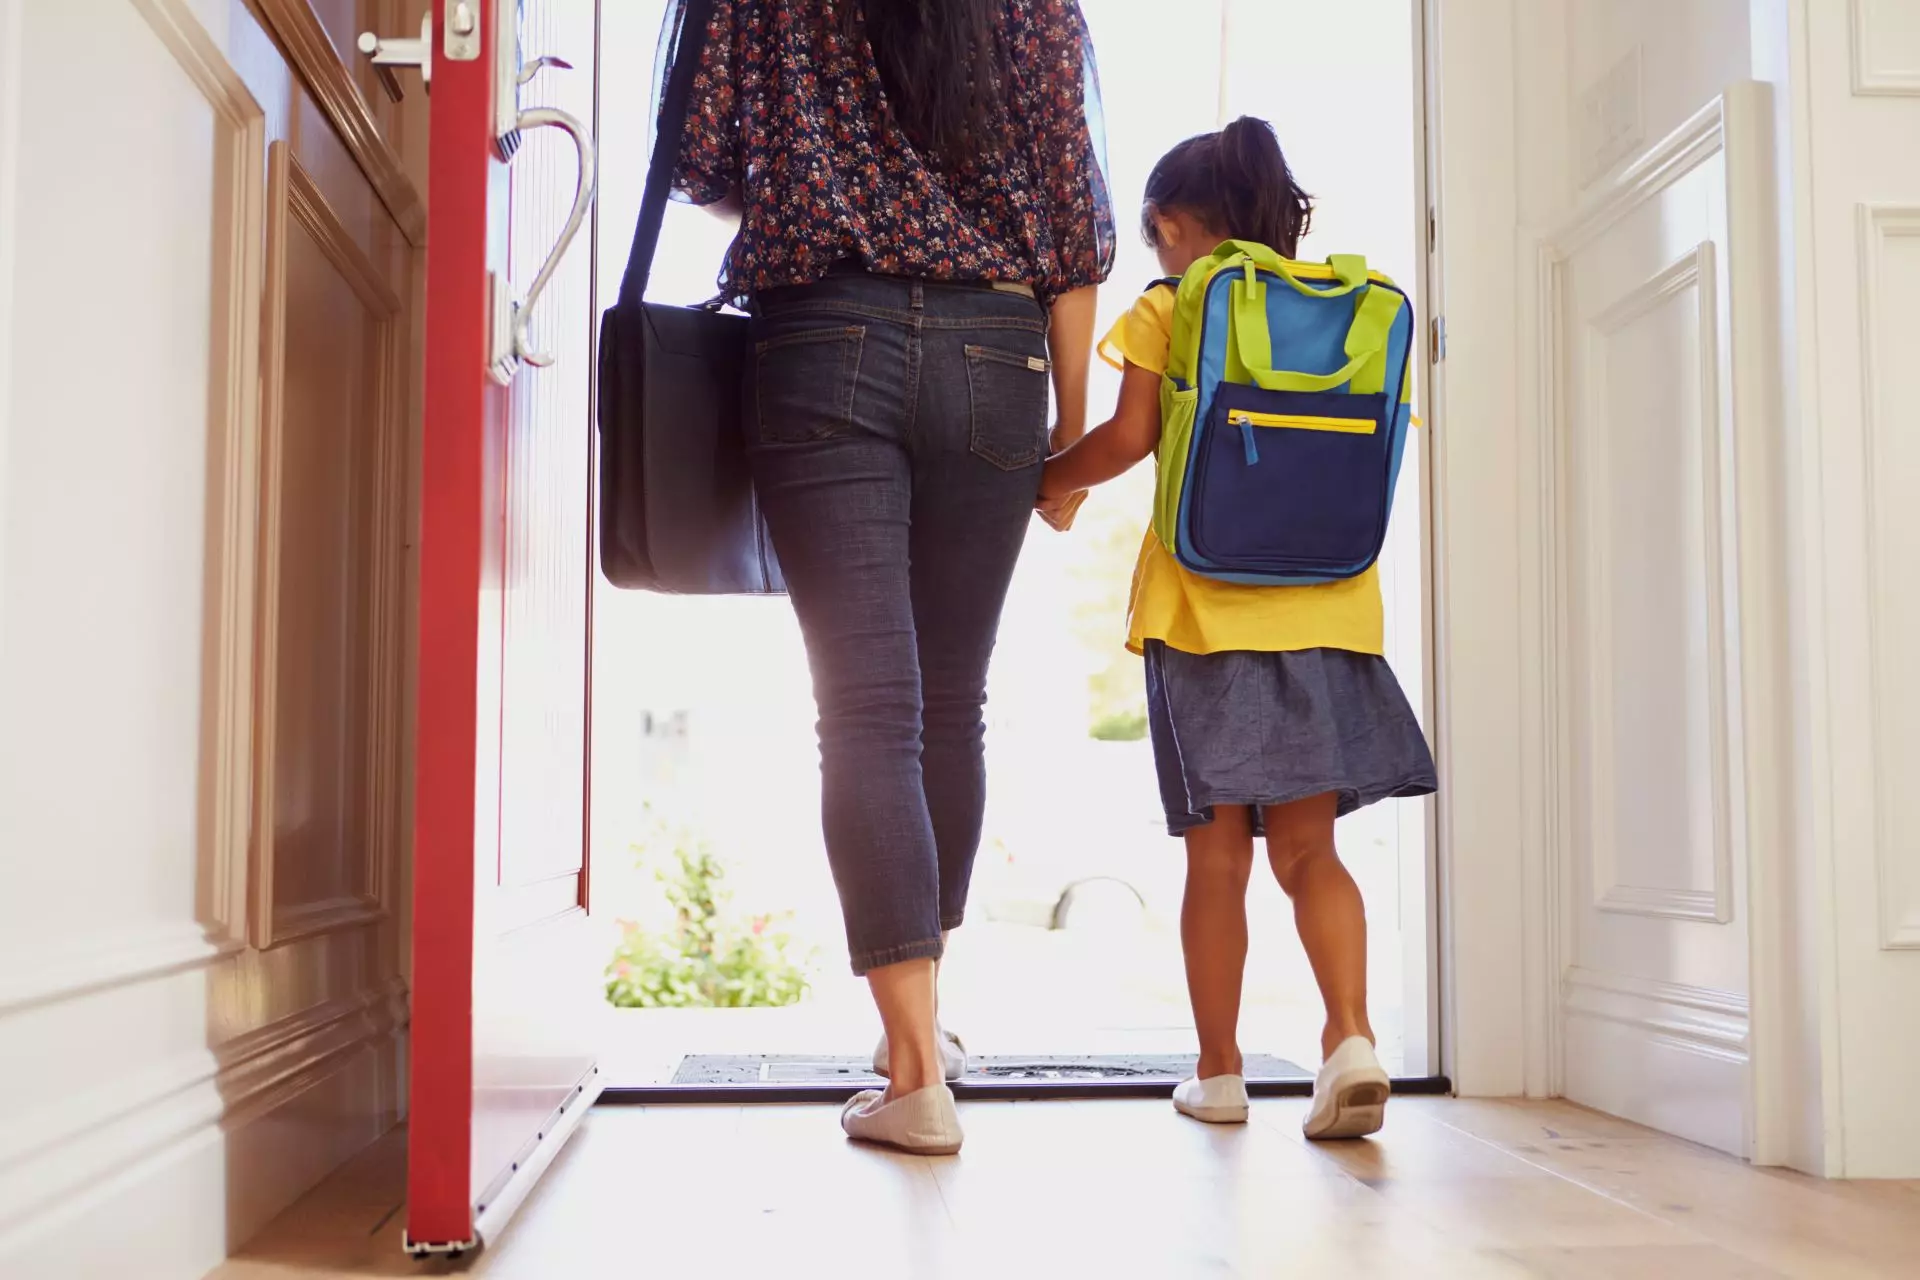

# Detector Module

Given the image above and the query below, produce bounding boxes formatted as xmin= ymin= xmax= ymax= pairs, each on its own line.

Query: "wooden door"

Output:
xmin=405 ymin=0 xmax=600 ymax=1254
xmin=1 ymin=0 xmax=437 ymax=1272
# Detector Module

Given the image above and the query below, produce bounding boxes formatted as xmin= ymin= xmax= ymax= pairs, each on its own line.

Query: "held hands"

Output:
xmin=1038 ymin=421 xmax=1086 ymax=531
xmin=1036 ymin=487 xmax=1085 ymax=532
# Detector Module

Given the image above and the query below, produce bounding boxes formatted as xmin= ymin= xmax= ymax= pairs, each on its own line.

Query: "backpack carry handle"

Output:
xmin=1213 ymin=240 xmax=1371 ymax=297
xmin=1231 ymin=269 xmax=1404 ymax=395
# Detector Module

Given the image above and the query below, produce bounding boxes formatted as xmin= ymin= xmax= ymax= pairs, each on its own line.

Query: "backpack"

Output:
xmin=1151 ymin=239 xmax=1416 ymax=586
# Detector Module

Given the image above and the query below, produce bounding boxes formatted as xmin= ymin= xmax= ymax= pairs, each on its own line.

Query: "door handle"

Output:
xmin=488 ymin=104 xmax=598 ymax=384
xmin=519 ymin=55 xmax=574 ymax=86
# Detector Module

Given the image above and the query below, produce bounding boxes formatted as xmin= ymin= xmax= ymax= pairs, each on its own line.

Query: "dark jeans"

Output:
xmin=746 ymin=272 xmax=1049 ymax=975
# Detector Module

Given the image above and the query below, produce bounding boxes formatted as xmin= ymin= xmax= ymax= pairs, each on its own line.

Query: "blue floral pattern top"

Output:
xmin=654 ymin=0 xmax=1116 ymax=307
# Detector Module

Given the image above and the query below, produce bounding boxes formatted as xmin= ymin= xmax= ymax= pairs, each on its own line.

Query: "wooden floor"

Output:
xmin=210 ymin=1098 xmax=1920 ymax=1279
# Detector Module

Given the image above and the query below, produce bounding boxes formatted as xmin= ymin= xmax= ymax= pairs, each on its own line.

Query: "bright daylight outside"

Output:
xmin=589 ymin=0 xmax=1430 ymax=1087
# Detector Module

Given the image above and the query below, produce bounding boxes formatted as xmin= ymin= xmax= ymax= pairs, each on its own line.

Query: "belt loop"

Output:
xmin=910 ymin=281 xmax=924 ymax=312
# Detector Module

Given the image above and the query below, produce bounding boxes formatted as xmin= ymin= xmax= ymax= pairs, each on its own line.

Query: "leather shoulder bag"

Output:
xmin=596 ymin=0 xmax=784 ymax=593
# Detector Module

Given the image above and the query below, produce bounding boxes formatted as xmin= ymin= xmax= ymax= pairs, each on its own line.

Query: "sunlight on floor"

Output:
xmin=210 ymin=1098 xmax=1920 ymax=1279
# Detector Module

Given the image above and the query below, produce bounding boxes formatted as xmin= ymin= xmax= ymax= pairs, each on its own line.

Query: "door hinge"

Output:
xmin=1430 ymin=316 xmax=1446 ymax=364
xmin=354 ymin=3 xmax=477 ymax=100
xmin=1427 ymin=206 xmax=1437 ymax=254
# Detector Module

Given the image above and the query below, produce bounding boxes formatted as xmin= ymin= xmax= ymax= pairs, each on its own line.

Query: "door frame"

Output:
xmin=585 ymin=0 xmax=1452 ymax=1101
xmin=1422 ymin=0 xmax=1533 ymax=1104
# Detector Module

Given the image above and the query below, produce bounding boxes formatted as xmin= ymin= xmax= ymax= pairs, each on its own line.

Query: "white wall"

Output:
xmin=0 ymin=2 xmax=419 ymax=1275
xmin=1750 ymin=0 xmax=1920 ymax=1180
xmin=1437 ymin=0 xmax=1920 ymax=1175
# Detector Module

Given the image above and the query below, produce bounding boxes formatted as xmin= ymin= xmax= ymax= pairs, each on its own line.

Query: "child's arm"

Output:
xmin=1046 ymin=285 xmax=1100 ymax=446
xmin=1040 ymin=361 xmax=1163 ymax=500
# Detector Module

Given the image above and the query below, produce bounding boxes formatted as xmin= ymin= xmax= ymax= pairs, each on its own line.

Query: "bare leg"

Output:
xmin=934 ymin=932 xmax=947 ymax=1020
xmin=867 ymin=958 xmax=943 ymax=1098
xmin=1262 ymin=794 xmax=1374 ymax=1060
xmin=1181 ymin=806 xmax=1257 ymax=1079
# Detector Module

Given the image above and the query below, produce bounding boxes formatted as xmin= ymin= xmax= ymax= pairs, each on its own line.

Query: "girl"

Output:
xmin=1039 ymin=117 xmax=1436 ymax=1139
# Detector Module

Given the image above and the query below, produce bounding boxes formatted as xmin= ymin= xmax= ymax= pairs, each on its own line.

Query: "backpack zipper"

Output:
xmin=1226 ymin=410 xmax=1377 ymax=434
xmin=1229 ymin=410 xmax=1376 ymax=465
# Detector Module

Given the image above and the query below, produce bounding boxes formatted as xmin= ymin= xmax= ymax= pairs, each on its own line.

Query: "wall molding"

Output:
xmin=250 ymin=0 xmax=426 ymax=245
xmin=1849 ymin=0 xmax=1920 ymax=97
xmin=0 ymin=0 xmax=24 ymax=625
xmin=1 ymin=0 xmax=263 ymax=1009
xmin=1579 ymin=241 xmax=1737 ymax=927
xmin=251 ymin=143 xmax=406 ymax=951
xmin=0 ymin=977 xmax=408 ymax=1239
xmin=1548 ymin=95 xmax=1727 ymax=259
xmin=1562 ymin=965 xmax=1750 ymax=1063
xmin=123 ymin=0 xmax=273 ymax=952
xmin=1856 ymin=202 xmax=1920 ymax=951
xmin=0 ymin=923 xmax=242 ymax=1018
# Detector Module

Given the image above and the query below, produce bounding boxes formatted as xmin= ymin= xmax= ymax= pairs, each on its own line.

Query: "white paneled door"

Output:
xmin=1537 ymin=87 xmax=1774 ymax=1157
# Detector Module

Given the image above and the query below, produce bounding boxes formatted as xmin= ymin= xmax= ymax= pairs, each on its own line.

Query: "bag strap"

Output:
xmin=618 ymin=0 xmax=720 ymax=309
xmin=1211 ymin=239 xmax=1371 ymax=298
xmin=1229 ymin=263 xmax=1404 ymax=394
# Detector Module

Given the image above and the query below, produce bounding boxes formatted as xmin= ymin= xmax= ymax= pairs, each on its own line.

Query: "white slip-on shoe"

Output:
xmin=1303 ymin=1036 xmax=1391 ymax=1140
xmin=872 ymin=1027 xmax=967 ymax=1082
xmin=1172 ymin=1073 xmax=1250 ymax=1124
xmin=840 ymin=1084 xmax=964 ymax=1155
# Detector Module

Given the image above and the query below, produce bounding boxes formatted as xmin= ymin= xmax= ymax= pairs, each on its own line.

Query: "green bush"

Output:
xmin=605 ymin=821 xmax=812 ymax=1009
xmin=1088 ymin=709 xmax=1148 ymax=742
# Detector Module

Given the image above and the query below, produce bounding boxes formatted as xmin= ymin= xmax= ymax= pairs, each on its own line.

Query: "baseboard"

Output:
xmin=0 ymin=981 xmax=408 ymax=1280
xmin=1561 ymin=966 xmax=1749 ymax=1155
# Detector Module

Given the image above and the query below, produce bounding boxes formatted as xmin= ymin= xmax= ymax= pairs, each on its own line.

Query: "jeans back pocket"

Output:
xmin=754 ymin=325 xmax=866 ymax=445
xmin=964 ymin=342 xmax=1050 ymax=470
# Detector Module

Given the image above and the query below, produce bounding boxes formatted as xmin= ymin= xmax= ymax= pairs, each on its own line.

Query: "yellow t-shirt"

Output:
xmin=1098 ymin=286 xmax=1384 ymax=658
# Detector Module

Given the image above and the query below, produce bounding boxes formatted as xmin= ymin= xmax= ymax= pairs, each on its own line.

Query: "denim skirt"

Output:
xmin=1144 ymin=642 xmax=1438 ymax=837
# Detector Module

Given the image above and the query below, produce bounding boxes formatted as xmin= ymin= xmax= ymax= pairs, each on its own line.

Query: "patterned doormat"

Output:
xmin=670 ymin=1053 xmax=1310 ymax=1085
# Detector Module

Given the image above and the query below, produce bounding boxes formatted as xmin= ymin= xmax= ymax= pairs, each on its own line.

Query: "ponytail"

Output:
xmin=1142 ymin=116 xmax=1313 ymax=258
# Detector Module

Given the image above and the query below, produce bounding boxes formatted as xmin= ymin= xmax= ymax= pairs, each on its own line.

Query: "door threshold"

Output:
xmin=599 ymin=1074 xmax=1451 ymax=1105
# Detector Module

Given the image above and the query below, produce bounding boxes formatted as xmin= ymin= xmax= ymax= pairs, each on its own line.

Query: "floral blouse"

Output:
xmin=654 ymin=0 xmax=1116 ymax=307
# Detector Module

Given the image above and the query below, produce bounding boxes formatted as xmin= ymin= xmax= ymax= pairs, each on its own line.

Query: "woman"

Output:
xmin=657 ymin=0 xmax=1114 ymax=1152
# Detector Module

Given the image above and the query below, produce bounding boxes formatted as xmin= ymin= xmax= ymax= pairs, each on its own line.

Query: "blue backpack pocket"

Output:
xmin=1184 ymin=384 xmax=1393 ymax=579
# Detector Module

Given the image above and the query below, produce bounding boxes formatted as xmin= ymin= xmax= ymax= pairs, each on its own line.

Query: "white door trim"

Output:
xmin=1425 ymin=1 xmax=1795 ymax=1152
xmin=1424 ymin=0 xmax=1539 ymax=1099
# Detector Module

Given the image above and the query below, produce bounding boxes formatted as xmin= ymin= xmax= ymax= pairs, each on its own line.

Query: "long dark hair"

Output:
xmin=843 ymin=0 xmax=1011 ymax=168
xmin=1142 ymin=116 xmax=1313 ymax=258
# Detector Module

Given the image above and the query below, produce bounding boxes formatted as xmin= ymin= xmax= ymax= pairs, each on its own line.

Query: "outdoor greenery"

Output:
xmin=605 ymin=816 xmax=812 ymax=1009
xmin=1089 ymin=708 xmax=1150 ymax=742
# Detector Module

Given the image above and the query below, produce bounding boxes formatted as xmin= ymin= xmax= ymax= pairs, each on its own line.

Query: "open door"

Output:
xmin=392 ymin=0 xmax=601 ymax=1255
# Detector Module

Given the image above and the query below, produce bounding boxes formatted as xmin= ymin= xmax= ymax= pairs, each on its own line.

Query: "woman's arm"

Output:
xmin=657 ymin=0 xmax=738 ymax=206
xmin=1046 ymin=284 xmax=1098 ymax=446
xmin=1041 ymin=361 xmax=1162 ymax=498
xmin=700 ymin=187 xmax=744 ymax=223
xmin=1032 ymin=0 xmax=1115 ymax=443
